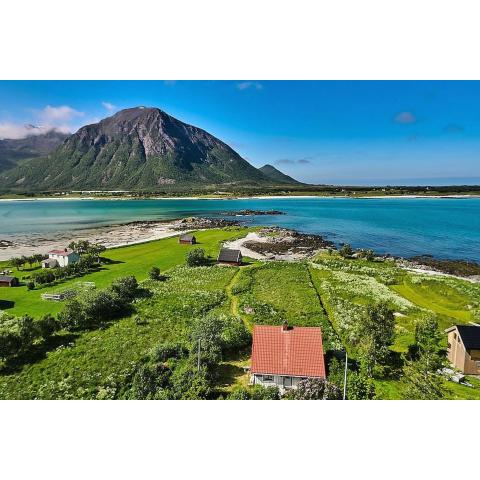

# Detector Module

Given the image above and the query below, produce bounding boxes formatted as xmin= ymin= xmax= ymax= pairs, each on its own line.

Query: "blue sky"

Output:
xmin=0 ymin=80 xmax=478 ymax=185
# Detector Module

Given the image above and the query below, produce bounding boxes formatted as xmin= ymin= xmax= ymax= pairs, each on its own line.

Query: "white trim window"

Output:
xmin=261 ymin=375 xmax=274 ymax=383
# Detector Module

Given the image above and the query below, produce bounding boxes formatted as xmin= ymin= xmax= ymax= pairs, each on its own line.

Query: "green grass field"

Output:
xmin=0 ymin=228 xmax=249 ymax=317
xmin=2 ymin=231 xmax=480 ymax=399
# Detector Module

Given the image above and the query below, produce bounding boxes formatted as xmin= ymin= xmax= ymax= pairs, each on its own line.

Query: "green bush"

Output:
xmin=111 ymin=276 xmax=139 ymax=301
xmin=149 ymin=266 xmax=161 ymax=280
xmin=186 ymin=248 xmax=208 ymax=267
xmin=152 ymin=341 xmax=186 ymax=362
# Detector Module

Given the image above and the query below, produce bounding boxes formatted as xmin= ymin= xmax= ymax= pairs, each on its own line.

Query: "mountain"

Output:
xmin=259 ymin=164 xmax=302 ymax=184
xmin=0 ymin=129 xmax=68 ymax=173
xmin=0 ymin=107 xmax=283 ymax=191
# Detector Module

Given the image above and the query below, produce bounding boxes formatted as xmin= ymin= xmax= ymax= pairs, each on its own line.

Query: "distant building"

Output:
xmin=250 ymin=322 xmax=326 ymax=392
xmin=0 ymin=275 xmax=19 ymax=287
xmin=217 ymin=248 xmax=242 ymax=266
xmin=446 ymin=325 xmax=480 ymax=375
xmin=43 ymin=248 xmax=80 ymax=268
xmin=179 ymin=234 xmax=197 ymax=245
xmin=41 ymin=258 xmax=59 ymax=268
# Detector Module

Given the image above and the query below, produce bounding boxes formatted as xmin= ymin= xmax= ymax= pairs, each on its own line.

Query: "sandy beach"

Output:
xmin=0 ymin=220 xmax=189 ymax=261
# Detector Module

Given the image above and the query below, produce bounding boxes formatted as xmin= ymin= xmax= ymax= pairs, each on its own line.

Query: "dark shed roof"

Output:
xmin=179 ymin=234 xmax=195 ymax=241
xmin=0 ymin=276 xmax=16 ymax=283
xmin=457 ymin=325 xmax=480 ymax=350
xmin=217 ymin=248 xmax=242 ymax=263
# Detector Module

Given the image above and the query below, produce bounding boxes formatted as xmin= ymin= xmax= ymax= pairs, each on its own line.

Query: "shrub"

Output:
xmin=58 ymin=285 xmax=133 ymax=331
xmin=149 ymin=266 xmax=161 ymax=280
xmin=250 ymin=384 xmax=280 ymax=400
xmin=36 ymin=314 xmax=59 ymax=338
xmin=129 ymin=363 xmax=172 ymax=399
xmin=169 ymin=360 xmax=212 ymax=399
xmin=26 ymin=281 xmax=35 ymax=290
xmin=110 ymin=276 xmax=139 ymax=301
xmin=285 ymin=378 xmax=342 ymax=400
xmin=186 ymin=248 xmax=208 ymax=267
xmin=227 ymin=386 xmax=251 ymax=400
xmin=152 ymin=341 xmax=186 ymax=362
xmin=339 ymin=243 xmax=353 ymax=258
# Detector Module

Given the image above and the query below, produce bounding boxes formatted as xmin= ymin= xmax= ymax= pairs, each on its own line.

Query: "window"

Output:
xmin=283 ymin=377 xmax=292 ymax=388
xmin=261 ymin=375 xmax=274 ymax=382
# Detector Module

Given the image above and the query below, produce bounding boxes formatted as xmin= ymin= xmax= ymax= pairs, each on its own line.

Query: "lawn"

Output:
xmin=0 ymin=227 xmax=250 ymax=317
xmin=0 ymin=265 xmax=238 ymax=399
xmin=231 ymin=261 xmax=341 ymax=350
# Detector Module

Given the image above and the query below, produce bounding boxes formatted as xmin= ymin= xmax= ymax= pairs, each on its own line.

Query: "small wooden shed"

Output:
xmin=179 ymin=234 xmax=197 ymax=245
xmin=217 ymin=248 xmax=242 ymax=266
xmin=0 ymin=275 xmax=19 ymax=287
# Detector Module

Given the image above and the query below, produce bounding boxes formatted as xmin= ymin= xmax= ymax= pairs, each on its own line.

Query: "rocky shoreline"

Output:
xmin=1 ymin=215 xmax=479 ymax=283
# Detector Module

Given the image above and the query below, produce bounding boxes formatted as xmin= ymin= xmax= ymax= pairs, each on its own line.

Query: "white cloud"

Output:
xmin=0 ymin=122 xmax=67 ymax=140
xmin=236 ymin=81 xmax=263 ymax=91
xmin=394 ymin=111 xmax=416 ymax=124
xmin=37 ymin=105 xmax=84 ymax=123
xmin=101 ymin=102 xmax=117 ymax=113
xmin=0 ymin=104 xmax=85 ymax=140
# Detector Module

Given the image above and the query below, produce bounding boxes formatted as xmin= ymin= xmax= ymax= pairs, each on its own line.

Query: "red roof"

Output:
xmin=250 ymin=325 xmax=326 ymax=378
xmin=48 ymin=249 xmax=74 ymax=256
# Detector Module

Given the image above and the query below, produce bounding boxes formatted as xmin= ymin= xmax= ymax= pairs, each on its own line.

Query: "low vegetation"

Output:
xmin=1 ymin=230 xmax=480 ymax=399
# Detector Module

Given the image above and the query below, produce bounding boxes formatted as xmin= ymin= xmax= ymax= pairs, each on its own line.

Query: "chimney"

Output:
xmin=282 ymin=321 xmax=289 ymax=332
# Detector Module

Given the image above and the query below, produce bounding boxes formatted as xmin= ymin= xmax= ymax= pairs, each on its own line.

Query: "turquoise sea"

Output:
xmin=1 ymin=197 xmax=479 ymax=261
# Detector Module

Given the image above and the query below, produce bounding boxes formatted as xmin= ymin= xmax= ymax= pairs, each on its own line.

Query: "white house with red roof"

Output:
xmin=42 ymin=248 xmax=80 ymax=268
xmin=250 ymin=322 xmax=326 ymax=391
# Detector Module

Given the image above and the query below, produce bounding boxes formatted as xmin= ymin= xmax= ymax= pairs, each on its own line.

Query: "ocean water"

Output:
xmin=1 ymin=197 xmax=479 ymax=261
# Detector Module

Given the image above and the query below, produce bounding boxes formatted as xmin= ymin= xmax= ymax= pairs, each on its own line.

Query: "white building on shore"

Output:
xmin=42 ymin=248 xmax=80 ymax=268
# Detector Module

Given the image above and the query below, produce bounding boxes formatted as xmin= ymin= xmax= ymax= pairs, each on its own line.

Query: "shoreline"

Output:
xmin=1 ymin=194 xmax=480 ymax=202
xmin=1 ymin=216 xmax=478 ymax=283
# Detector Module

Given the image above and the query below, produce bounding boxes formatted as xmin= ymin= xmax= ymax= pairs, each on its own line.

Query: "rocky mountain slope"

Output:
xmin=259 ymin=164 xmax=301 ymax=184
xmin=0 ymin=129 xmax=67 ymax=173
xmin=0 ymin=107 xmax=291 ymax=191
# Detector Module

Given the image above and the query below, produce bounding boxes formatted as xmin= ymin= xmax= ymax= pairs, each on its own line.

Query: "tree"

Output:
xmin=36 ymin=314 xmax=59 ymax=338
xmin=339 ymin=243 xmax=353 ymax=258
xmin=402 ymin=352 xmax=446 ymax=400
xmin=414 ymin=315 xmax=442 ymax=356
xmin=355 ymin=303 xmax=395 ymax=376
xmin=129 ymin=363 xmax=171 ymax=399
xmin=110 ymin=276 xmax=139 ymax=301
xmin=328 ymin=357 xmax=375 ymax=400
xmin=149 ymin=266 xmax=161 ymax=280
xmin=190 ymin=315 xmax=224 ymax=365
xmin=186 ymin=248 xmax=208 ymax=267
xmin=285 ymin=378 xmax=342 ymax=400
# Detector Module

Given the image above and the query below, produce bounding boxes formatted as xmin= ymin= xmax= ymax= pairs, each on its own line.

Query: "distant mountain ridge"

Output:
xmin=259 ymin=164 xmax=301 ymax=184
xmin=0 ymin=129 xmax=68 ymax=173
xmin=0 ymin=107 xmax=300 ymax=191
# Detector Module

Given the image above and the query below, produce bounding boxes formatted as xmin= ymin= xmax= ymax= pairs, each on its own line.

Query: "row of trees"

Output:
xmin=10 ymin=254 xmax=46 ymax=270
xmin=30 ymin=254 xmax=99 ymax=287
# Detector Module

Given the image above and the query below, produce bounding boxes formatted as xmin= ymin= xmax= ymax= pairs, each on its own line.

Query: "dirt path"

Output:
xmin=225 ymin=268 xmax=242 ymax=317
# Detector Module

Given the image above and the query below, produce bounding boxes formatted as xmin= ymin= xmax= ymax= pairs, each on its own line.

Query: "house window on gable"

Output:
xmin=261 ymin=375 xmax=274 ymax=382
